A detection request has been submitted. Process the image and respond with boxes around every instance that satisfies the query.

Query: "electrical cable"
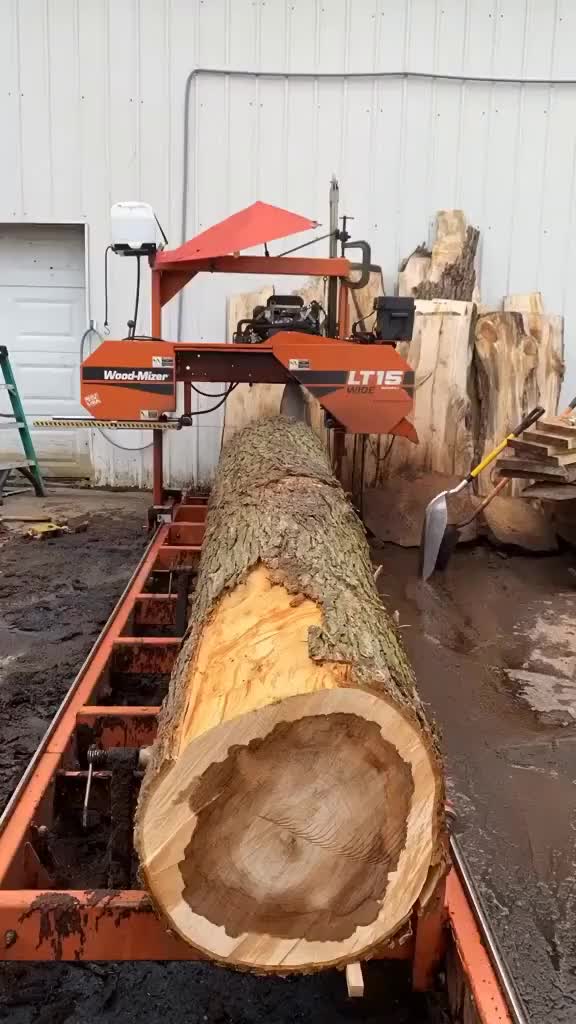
[190,382,236,398]
[368,434,396,464]
[79,325,153,451]
[103,246,112,334]
[121,335,171,343]
[192,382,238,415]
[128,255,142,338]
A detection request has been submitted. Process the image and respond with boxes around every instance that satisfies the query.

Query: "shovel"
[419,406,545,580]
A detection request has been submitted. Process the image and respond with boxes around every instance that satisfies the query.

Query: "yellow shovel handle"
[467,405,545,482]
[469,437,511,479]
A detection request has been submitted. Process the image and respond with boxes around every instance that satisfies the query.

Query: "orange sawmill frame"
[0,498,512,1022]
[148,254,354,506]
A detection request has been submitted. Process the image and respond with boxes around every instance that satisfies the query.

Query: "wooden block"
[525,430,576,450]
[507,439,557,459]
[497,458,568,479]
[521,483,576,500]
[346,962,365,998]
[537,418,576,438]
[499,468,568,483]
[507,441,576,466]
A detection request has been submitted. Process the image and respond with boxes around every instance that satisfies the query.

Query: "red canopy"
[156,201,318,265]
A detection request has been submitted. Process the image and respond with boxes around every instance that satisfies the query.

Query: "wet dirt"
[375,543,576,1024]
[0,509,438,1024]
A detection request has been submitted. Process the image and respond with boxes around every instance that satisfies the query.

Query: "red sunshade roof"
[156,201,318,264]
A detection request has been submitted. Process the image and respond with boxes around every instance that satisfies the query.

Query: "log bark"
[135,418,446,972]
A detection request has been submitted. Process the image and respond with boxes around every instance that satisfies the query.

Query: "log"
[503,292,544,314]
[382,300,475,481]
[473,312,564,495]
[413,222,479,301]
[135,418,446,971]
[398,247,431,298]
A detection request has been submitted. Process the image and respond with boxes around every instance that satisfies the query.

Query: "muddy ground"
[376,543,576,1024]
[0,499,437,1024]
[0,494,575,1023]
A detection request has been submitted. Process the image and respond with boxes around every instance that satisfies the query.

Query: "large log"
[135,418,446,972]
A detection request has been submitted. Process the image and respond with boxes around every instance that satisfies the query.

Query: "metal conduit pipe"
[176,65,576,339]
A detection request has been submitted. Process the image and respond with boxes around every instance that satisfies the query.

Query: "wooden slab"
[521,483,576,500]
[497,458,569,479]
[524,429,576,450]
[506,440,576,466]
[503,292,544,314]
[498,461,576,485]
[537,418,576,438]
[473,311,564,495]
[382,301,475,481]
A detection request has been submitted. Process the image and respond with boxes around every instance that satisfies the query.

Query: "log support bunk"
[0,493,512,1023]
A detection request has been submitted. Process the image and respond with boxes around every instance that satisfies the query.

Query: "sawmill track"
[0,499,519,1022]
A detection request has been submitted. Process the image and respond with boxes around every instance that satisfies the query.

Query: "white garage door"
[0,224,89,477]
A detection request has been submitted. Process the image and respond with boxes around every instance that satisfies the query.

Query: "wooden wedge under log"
[135,418,447,971]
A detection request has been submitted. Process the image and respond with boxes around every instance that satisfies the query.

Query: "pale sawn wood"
[135,417,446,972]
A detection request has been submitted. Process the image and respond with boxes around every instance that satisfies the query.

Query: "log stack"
[135,417,447,971]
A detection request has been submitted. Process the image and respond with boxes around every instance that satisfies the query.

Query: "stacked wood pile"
[498,414,576,493]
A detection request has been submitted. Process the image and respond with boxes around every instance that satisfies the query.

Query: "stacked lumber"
[497,414,576,493]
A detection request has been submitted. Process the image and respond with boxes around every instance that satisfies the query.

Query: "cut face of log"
[135,418,446,971]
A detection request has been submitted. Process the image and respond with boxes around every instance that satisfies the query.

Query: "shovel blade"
[420,492,448,580]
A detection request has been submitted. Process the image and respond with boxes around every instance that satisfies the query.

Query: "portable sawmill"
[37,180,417,515]
[0,184,525,1024]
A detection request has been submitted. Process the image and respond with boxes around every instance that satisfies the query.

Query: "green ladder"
[0,345,45,504]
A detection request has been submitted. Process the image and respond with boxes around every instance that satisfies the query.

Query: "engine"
[233,295,325,344]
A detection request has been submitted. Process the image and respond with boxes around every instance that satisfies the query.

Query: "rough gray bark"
[141,417,442,789]
[135,418,447,969]
[414,226,479,301]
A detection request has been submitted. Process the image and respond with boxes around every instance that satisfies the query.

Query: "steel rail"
[450,835,529,1024]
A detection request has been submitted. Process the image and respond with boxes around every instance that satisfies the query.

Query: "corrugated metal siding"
[1,0,576,485]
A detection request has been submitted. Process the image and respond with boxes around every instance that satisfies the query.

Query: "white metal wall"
[1,0,576,486]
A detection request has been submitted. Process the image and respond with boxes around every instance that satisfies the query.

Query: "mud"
[0,508,437,1024]
[375,544,576,1024]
